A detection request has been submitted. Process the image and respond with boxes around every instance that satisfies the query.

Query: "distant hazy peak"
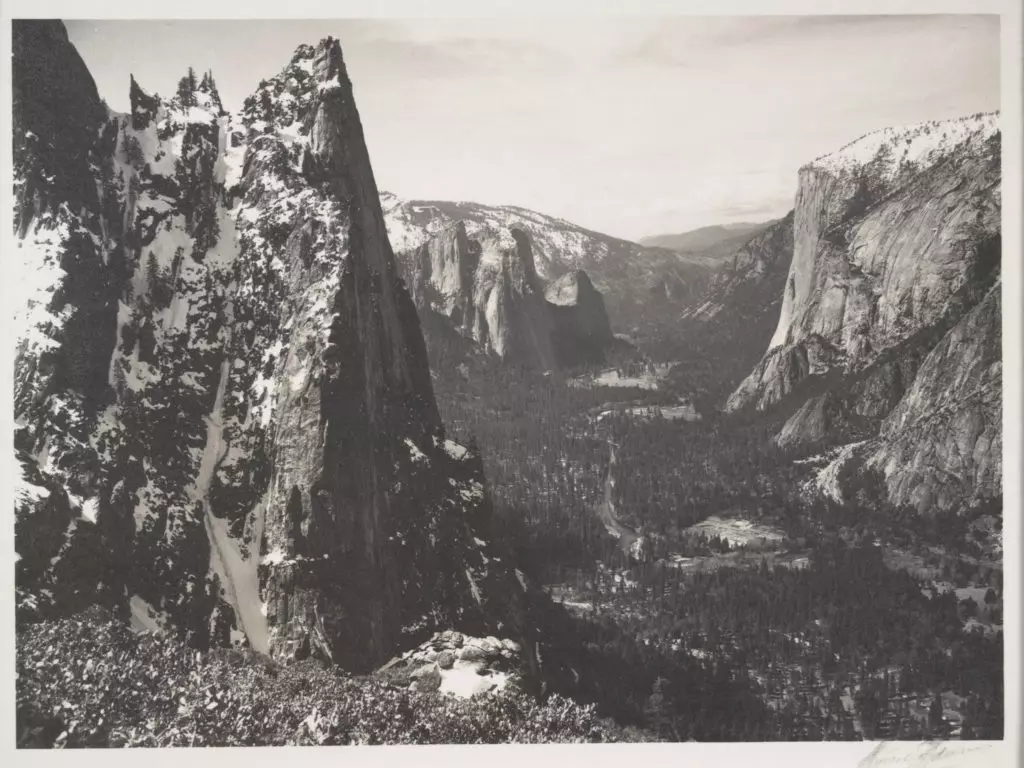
[639,220,776,256]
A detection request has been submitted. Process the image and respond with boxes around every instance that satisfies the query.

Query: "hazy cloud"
[66,16,999,240]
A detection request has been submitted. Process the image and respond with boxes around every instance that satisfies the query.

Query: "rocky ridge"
[379,630,524,698]
[381,194,717,327]
[13,21,531,671]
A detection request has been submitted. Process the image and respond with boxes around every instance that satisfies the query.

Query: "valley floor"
[425,329,1004,742]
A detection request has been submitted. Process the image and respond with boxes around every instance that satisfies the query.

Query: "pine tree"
[176,66,199,108]
[929,693,944,734]
[643,676,668,736]
[147,252,172,309]
[176,75,193,108]
[146,251,161,291]
[205,70,227,115]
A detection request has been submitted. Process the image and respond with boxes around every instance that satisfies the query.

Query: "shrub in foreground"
[16,607,649,747]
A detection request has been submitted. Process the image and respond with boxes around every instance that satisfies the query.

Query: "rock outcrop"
[379,630,524,698]
[545,270,615,367]
[774,394,831,448]
[405,223,615,368]
[13,22,531,672]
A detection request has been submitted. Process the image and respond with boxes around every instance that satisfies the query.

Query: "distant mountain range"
[640,221,776,257]
[381,194,722,327]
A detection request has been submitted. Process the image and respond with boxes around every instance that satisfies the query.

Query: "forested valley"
[422,307,1005,742]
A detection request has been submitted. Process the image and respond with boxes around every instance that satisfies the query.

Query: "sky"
[65,16,1000,241]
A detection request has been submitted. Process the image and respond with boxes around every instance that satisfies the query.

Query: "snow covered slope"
[763,112,998,357]
[808,112,998,180]
[13,21,531,671]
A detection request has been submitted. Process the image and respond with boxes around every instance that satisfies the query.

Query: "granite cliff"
[13,21,531,671]
[405,222,615,368]
[723,113,1001,514]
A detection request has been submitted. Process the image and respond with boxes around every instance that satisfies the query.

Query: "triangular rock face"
[546,271,615,367]
[405,224,614,368]
[13,22,529,672]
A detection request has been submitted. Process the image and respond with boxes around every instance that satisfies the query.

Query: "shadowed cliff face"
[405,224,615,369]
[546,270,615,367]
[253,37,447,665]
[14,24,530,672]
[13,21,107,232]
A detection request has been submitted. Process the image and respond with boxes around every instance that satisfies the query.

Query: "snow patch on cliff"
[129,595,168,634]
[810,112,998,179]
[812,441,867,503]
[15,473,51,506]
[442,439,468,461]
[404,438,429,464]
[206,493,270,655]
[13,215,73,351]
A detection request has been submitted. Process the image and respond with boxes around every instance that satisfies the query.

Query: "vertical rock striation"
[404,222,615,368]
[866,286,1001,512]
[13,23,530,671]
[725,113,1002,514]
[728,114,1000,415]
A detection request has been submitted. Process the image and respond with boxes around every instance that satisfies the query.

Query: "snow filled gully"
[194,301,271,655]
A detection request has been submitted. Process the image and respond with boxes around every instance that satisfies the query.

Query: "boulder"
[481,637,502,656]
[410,663,441,692]
[410,662,439,679]
[440,630,464,647]
[457,645,486,662]
[436,650,455,670]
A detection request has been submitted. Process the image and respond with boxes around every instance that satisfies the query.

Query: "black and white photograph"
[5,2,1020,763]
